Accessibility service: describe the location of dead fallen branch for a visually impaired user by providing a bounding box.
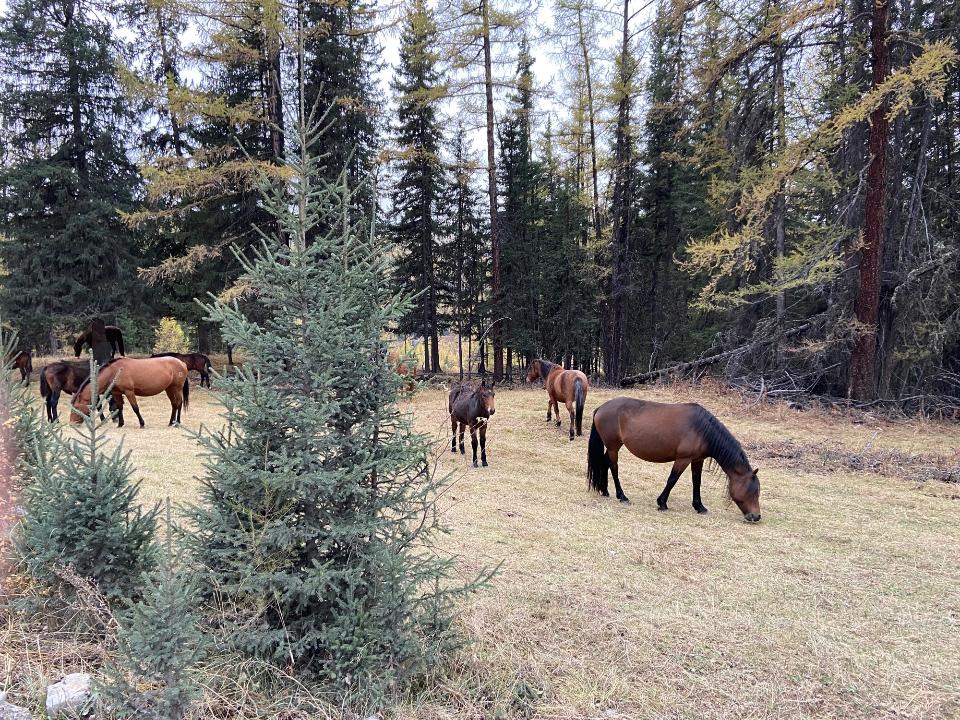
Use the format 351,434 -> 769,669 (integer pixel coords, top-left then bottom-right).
746,438 -> 960,484
620,324 -> 812,387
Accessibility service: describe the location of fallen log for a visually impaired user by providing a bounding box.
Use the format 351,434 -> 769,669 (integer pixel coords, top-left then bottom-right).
620,323 -> 811,388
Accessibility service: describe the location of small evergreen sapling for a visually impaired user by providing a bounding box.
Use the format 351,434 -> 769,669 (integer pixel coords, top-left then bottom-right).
189,105 -> 484,698
17,359 -> 157,602
98,502 -> 207,720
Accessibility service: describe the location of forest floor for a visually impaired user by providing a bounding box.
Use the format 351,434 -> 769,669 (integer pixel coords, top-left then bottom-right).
5,367 -> 960,719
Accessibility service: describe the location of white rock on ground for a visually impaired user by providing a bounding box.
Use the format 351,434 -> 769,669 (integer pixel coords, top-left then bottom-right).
0,691 -> 33,720
45,673 -> 92,718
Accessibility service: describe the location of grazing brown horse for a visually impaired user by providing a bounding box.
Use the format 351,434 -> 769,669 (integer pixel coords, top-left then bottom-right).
448,380 -> 496,467
74,324 -> 125,360
587,397 -> 761,522
526,358 -> 588,441
39,360 -> 91,421
71,357 -> 189,428
7,350 -> 32,385
151,352 -> 213,388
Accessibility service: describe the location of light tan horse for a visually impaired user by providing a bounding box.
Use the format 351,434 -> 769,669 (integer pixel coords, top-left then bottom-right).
526,358 -> 588,441
71,356 -> 189,428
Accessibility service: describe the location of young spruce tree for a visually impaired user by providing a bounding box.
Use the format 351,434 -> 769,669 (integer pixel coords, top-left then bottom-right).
17,360 -> 157,602
188,101 -> 476,697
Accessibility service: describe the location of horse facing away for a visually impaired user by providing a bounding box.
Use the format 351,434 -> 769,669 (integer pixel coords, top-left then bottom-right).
74,324 -> 125,360
71,356 -> 189,428
526,358 -> 588,441
7,351 -> 32,385
40,360 -> 90,421
587,397 -> 761,522
448,380 -> 496,467
151,352 -> 213,388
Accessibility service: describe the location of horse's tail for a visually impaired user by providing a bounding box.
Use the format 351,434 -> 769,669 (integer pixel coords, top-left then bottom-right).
587,420 -> 609,495
39,367 -> 49,398
574,377 -> 585,436
116,330 -> 125,356
182,377 -> 190,411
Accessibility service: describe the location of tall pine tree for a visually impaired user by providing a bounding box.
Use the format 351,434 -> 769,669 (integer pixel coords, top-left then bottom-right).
0,0 -> 143,349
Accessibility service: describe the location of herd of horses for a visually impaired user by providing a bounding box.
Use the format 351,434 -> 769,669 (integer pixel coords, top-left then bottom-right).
8,325 -> 762,522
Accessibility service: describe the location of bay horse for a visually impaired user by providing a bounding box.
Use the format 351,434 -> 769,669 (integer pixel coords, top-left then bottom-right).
71,357 -> 189,428
448,380 -> 496,467
387,349 -> 418,391
151,352 -> 213,388
525,358 -> 588,441
39,360 -> 90,421
7,350 -> 32,385
587,397 -> 761,522
74,324 -> 125,360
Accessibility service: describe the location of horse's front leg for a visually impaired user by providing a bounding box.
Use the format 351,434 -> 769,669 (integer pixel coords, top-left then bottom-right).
470,423 -> 479,467
657,459 -> 691,511
691,460 -> 708,514
112,392 -> 125,428
125,391 -> 145,428
552,397 -> 561,427
479,421 -> 488,467
451,416 -> 458,453
458,422 -> 466,454
546,394 -> 552,422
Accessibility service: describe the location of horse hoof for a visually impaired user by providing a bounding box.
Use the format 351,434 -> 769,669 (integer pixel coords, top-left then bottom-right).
556,421 -> 562,427
695,506 -> 709,514
450,448 -> 457,454
482,461 -> 488,467
472,461 -> 478,468
618,497 -> 630,505
657,504 -> 668,512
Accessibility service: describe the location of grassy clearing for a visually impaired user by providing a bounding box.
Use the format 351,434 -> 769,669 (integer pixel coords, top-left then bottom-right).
6,369 -> 960,718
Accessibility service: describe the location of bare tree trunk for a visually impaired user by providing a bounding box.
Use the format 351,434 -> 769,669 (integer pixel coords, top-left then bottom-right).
155,5 -> 185,157
480,0 -> 503,380
264,0 -> 284,161
576,7 -> 601,243
848,0 -> 889,400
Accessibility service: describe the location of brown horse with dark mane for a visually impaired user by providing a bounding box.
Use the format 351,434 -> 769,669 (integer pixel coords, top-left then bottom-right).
448,380 -> 496,467
151,352 -> 213,388
526,358 -> 588,441
74,323 -> 125,361
587,397 -> 761,522
40,360 -> 90,421
71,356 -> 189,428
7,350 -> 32,385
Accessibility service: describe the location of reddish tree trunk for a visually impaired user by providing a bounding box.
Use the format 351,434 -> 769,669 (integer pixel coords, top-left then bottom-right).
848,0 -> 889,400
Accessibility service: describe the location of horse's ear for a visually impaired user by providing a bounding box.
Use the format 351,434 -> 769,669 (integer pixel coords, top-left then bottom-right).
752,468 -> 759,478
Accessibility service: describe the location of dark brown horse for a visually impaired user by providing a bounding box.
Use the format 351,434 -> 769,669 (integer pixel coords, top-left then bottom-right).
448,380 -> 496,467
39,360 -> 91,421
526,358 -> 588,441
74,324 -> 125,361
587,397 -> 761,522
151,352 -> 213,388
71,357 -> 189,428
7,350 -> 32,385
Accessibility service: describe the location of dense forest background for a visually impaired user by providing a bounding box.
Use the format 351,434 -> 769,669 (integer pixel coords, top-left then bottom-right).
0,0 -> 956,402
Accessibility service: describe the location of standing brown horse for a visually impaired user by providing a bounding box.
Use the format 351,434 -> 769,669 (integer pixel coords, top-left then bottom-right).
587,397 -> 761,522
448,380 -> 496,467
526,359 -> 588,441
387,349 -> 418,391
71,357 -> 189,428
39,360 -> 90,421
151,352 -> 213,388
74,324 -> 125,360
7,351 -> 32,385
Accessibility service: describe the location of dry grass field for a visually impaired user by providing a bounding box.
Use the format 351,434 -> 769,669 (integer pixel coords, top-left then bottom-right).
44,372 -> 958,720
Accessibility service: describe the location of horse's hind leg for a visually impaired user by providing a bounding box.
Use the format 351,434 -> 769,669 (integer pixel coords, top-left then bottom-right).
691,460 -> 708,514
470,423 -> 479,467
657,459 -> 691,512
566,399 -> 575,441
609,445 -> 629,503
166,387 -> 181,426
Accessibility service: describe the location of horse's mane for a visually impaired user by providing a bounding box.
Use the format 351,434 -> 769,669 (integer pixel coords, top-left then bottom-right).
691,405 -> 750,478
537,358 -> 559,377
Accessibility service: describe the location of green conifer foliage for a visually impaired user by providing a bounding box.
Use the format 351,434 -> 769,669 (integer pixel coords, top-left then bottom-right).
98,504 -> 206,720
188,106 -> 478,698
17,360 -> 157,602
